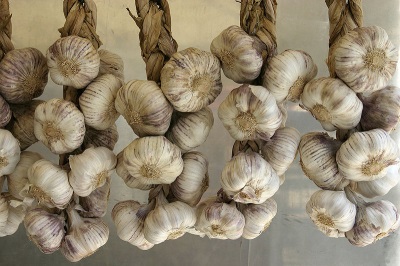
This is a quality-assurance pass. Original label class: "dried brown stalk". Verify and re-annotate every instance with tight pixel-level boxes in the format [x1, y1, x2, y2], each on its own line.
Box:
[0, 0, 13, 61]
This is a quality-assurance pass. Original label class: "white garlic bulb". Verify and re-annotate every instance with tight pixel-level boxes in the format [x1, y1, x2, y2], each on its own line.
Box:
[210, 25, 265, 83]
[261, 127, 301, 176]
[98, 49, 124, 81]
[221, 151, 279, 204]
[0, 194, 26, 237]
[47, 36, 100, 89]
[80, 177, 110, 218]
[0, 95, 11, 128]
[115, 80, 173, 137]
[0, 128, 21, 176]
[123, 136, 184, 185]
[166, 107, 214, 153]
[25, 159, 73, 209]
[170, 151, 209, 207]
[241, 198, 277, 239]
[334, 26, 398, 93]
[299, 132, 349, 190]
[69, 147, 117, 197]
[161, 47, 222, 112]
[301, 77, 363, 131]
[306, 190, 356, 238]
[116, 151, 153, 190]
[83, 124, 118, 151]
[337, 129, 399, 182]
[79, 74, 123, 130]
[34, 98, 85, 154]
[218, 84, 282, 141]
[24, 207, 65, 254]
[61, 206, 109, 262]
[262, 49, 317, 103]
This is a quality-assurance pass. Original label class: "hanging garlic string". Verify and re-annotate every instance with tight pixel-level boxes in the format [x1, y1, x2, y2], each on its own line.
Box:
[0, 0, 14, 61]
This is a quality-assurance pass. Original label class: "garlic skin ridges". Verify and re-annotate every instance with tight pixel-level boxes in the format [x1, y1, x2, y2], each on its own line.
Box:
[0, 128, 21, 176]
[69, 147, 117, 197]
[0, 194, 9, 230]
[161, 47, 222, 112]
[262, 49, 317, 103]
[306, 190, 356, 238]
[116, 151, 153, 190]
[34, 98, 85, 154]
[210, 25, 265, 83]
[46, 35, 100, 89]
[24, 207, 65, 254]
[80, 177, 110, 218]
[336, 129, 399, 182]
[334, 26, 398, 93]
[98, 49, 124, 81]
[0, 95, 11, 127]
[218, 84, 282, 141]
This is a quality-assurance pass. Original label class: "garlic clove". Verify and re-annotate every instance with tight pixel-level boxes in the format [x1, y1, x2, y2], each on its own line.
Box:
[98, 49, 124, 81]
[0, 128, 21, 176]
[83, 124, 119, 151]
[0, 95, 11, 128]
[116, 151, 153, 190]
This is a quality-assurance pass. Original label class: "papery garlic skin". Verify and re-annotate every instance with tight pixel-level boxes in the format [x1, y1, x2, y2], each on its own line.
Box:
[115, 80, 173, 137]
[301, 77, 363, 131]
[79, 74, 123, 130]
[210, 25, 265, 83]
[98, 49, 124, 81]
[0, 95, 11, 128]
[0, 129, 21, 176]
[0, 195, 9, 230]
[334, 26, 398, 93]
[0, 195, 26, 237]
[306, 190, 356, 238]
[47, 36, 100, 89]
[34, 98, 85, 154]
[24, 207, 65, 254]
[0, 48, 48, 104]
[299, 132, 349, 190]
[83, 124, 118, 151]
[218, 84, 282, 141]
[161, 47, 222, 112]
[80, 177, 110, 218]
[262, 49, 317, 103]
[337, 129, 399, 182]
[123, 136, 184, 185]
[116, 151, 153, 190]
[69, 147, 117, 197]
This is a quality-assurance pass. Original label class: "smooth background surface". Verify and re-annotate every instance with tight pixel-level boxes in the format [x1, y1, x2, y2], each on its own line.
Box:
[0, 0, 400, 265]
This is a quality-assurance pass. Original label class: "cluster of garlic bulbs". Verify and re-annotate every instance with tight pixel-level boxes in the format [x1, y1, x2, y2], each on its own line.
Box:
[299, 25, 400, 246]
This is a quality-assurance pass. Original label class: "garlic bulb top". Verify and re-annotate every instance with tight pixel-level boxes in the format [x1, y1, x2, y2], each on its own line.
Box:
[69, 147, 117, 197]
[0, 48, 48, 104]
[115, 80, 173, 137]
[161, 47, 222, 112]
[218, 84, 282, 141]
[0, 95, 11, 128]
[262, 49, 317, 103]
[98, 49, 124, 81]
[210, 25, 265, 83]
[34, 98, 85, 154]
[47, 35, 100, 89]
[0, 129, 21, 176]
[334, 26, 398, 93]
[301, 77, 363, 131]
[336, 129, 399, 182]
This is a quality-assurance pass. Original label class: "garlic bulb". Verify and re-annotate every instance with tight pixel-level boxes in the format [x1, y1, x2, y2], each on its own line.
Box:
[123, 136, 184, 185]
[34, 98, 85, 154]
[7, 100, 44, 150]
[79, 74, 123, 130]
[170, 151, 209, 207]
[195, 199, 245, 239]
[221, 151, 279, 204]
[301, 77, 363, 131]
[0, 194, 26, 237]
[306, 190, 356, 237]
[161, 47, 222, 112]
[116, 151, 153, 190]
[83, 124, 118, 150]
[25, 159, 73, 209]
[262, 49, 317, 103]
[241, 198, 277, 239]
[115, 80, 173, 137]
[0, 48, 48, 104]
[359, 86, 400, 132]
[0, 128, 21, 176]
[210, 25, 265, 83]
[261, 127, 301, 176]
[299, 132, 349, 190]
[337, 129, 399, 182]
[0, 95, 11, 128]
[69, 147, 117, 197]
[61, 206, 109, 262]
[24, 207, 65, 254]
[7, 151, 42, 200]
[166, 107, 214, 153]
[0, 194, 8, 229]
[112, 200, 154, 250]
[98, 49, 124, 81]
[334, 26, 398, 93]
[218, 84, 282, 141]
[47, 35, 100, 89]
[80, 177, 110, 218]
